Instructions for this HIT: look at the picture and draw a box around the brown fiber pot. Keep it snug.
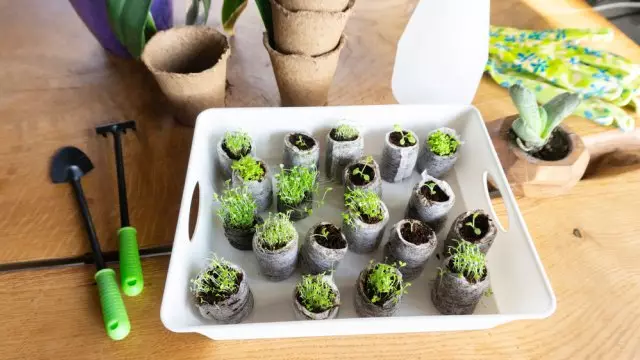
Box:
[142,26,230,127]
[264,33,345,107]
[278,0,349,11]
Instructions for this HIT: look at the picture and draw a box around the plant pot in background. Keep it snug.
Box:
[264,33,346,107]
[416,127,461,178]
[216,138,256,179]
[444,209,497,255]
[381,130,419,183]
[343,157,382,198]
[279,0,350,11]
[354,265,404,317]
[342,201,389,254]
[276,192,313,221]
[405,174,455,232]
[326,130,364,183]
[195,265,254,324]
[283,132,320,170]
[383,219,437,280]
[69,0,173,58]
[431,256,489,315]
[253,232,299,281]
[223,215,263,251]
[142,26,230,127]
[300,222,348,274]
[271,0,354,56]
[292,275,341,320]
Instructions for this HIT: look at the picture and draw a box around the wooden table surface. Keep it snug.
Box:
[1,0,639,358]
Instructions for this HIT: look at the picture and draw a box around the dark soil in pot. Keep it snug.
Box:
[510,127,572,161]
[431,257,489,315]
[381,130,419,183]
[283,132,320,170]
[343,158,382,198]
[253,232,299,281]
[354,265,404,317]
[384,219,437,280]
[444,209,497,255]
[276,192,313,221]
[223,215,263,251]
[405,175,455,233]
[325,131,364,183]
[195,266,254,324]
[300,222,348,274]
[231,160,273,213]
[416,127,460,178]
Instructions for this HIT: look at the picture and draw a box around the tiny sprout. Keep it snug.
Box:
[392,124,416,146]
[295,135,306,148]
[351,156,373,182]
[465,212,482,236]
[484,287,494,297]
[424,181,437,195]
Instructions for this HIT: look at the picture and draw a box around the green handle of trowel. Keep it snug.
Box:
[95,268,131,340]
[118,226,144,296]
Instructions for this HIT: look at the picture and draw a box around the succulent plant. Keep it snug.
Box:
[508,84,580,152]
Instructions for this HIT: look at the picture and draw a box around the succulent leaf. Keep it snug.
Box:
[509,84,544,136]
[541,92,581,139]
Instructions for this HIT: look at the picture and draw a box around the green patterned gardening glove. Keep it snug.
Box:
[486,26,639,131]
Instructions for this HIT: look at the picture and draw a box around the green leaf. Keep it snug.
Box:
[222,0,248,35]
[254,0,273,39]
[106,0,126,45]
[106,0,153,57]
[186,0,212,25]
[541,92,581,139]
[508,84,543,136]
[185,0,199,25]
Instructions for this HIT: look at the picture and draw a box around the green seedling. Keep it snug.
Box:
[428,130,460,156]
[296,273,338,313]
[449,241,486,283]
[231,156,265,182]
[508,84,580,152]
[276,165,332,215]
[343,189,384,225]
[255,212,297,251]
[213,181,257,230]
[351,156,374,182]
[392,124,416,146]
[423,181,438,195]
[365,261,410,305]
[223,130,252,158]
[465,212,482,236]
[295,135,306,149]
[334,124,359,140]
[191,255,240,304]
[311,226,330,241]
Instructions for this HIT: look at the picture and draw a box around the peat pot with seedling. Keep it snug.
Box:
[231,156,273,212]
[487,84,588,197]
[191,256,254,324]
[354,261,410,317]
[300,222,348,274]
[381,124,419,183]
[293,273,341,320]
[283,132,320,170]
[343,156,382,198]
[326,124,364,182]
[383,219,437,280]
[405,173,456,232]
[416,127,461,178]
[432,241,490,315]
[342,189,390,254]
[252,212,299,281]
[217,130,255,178]
[213,182,263,250]
[275,165,331,221]
[444,209,497,255]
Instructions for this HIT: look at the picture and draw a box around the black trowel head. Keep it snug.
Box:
[50,146,94,183]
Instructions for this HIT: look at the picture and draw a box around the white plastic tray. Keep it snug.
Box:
[160,104,556,340]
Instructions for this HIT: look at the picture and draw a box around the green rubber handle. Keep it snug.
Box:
[95,268,131,341]
[118,226,144,296]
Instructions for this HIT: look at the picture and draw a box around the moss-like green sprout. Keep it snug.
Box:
[255,212,297,251]
[428,130,460,156]
[449,241,487,283]
[343,189,384,225]
[392,124,416,146]
[465,212,482,236]
[334,124,359,141]
[213,181,257,229]
[223,130,252,158]
[296,274,338,313]
[365,261,410,305]
[275,165,331,215]
[231,156,265,182]
[191,255,240,304]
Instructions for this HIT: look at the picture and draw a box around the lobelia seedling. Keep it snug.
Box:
[392,124,416,146]
[334,124,359,141]
[191,255,240,303]
[343,189,384,225]
[296,273,338,313]
[213,181,257,229]
[231,156,265,182]
[448,241,486,283]
[465,212,482,236]
[428,130,460,157]
[351,156,374,182]
[276,165,332,215]
[365,261,411,305]
[255,212,297,251]
[508,84,581,152]
[223,130,252,158]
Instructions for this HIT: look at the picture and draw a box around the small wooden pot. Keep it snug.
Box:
[381,130,419,183]
[231,159,273,213]
[383,219,437,280]
[325,130,364,183]
[487,114,589,197]
[343,157,382,198]
[354,264,404,317]
[253,231,299,281]
[300,222,348,274]
[283,132,320,170]
[195,265,254,323]
[276,192,313,221]
[431,256,489,315]
[223,215,263,251]
[292,275,340,320]
[405,174,455,233]
[342,201,389,254]
[444,209,497,255]
[216,138,255,179]
[416,127,460,178]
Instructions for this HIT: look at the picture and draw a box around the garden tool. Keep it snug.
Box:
[96,120,144,296]
[50,146,130,341]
